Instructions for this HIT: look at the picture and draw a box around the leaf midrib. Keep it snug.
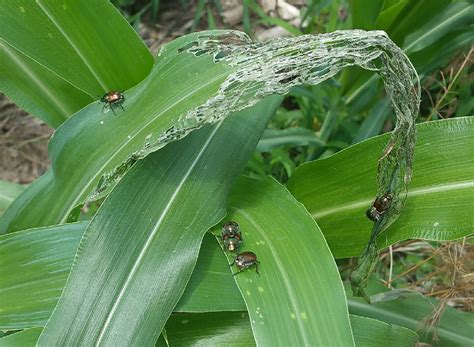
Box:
[312,180,474,219]
[36,0,109,92]
[0,39,73,118]
[59,68,231,224]
[232,207,312,346]
[95,121,224,344]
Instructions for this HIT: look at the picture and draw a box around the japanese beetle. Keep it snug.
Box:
[224,238,242,252]
[100,90,125,115]
[231,251,260,275]
[221,221,242,252]
[366,193,392,222]
[222,221,240,238]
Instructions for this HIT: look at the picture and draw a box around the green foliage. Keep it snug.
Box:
[157,312,418,347]
[0,0,473,345]
[213,176,354,346]
[347,282,474,346]
[0,223,83,329]
[257,0,473,179]
[37,98,282,345]
[0,328,42,347]
[0,0,153,127]
[3,216,471,345]
[288,117,474,258]
[0,181,23,216]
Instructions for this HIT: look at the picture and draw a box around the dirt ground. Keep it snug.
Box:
[0,94,52,184]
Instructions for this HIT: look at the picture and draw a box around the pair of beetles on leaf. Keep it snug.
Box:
[219,193,391,277]
[221,221,260,276]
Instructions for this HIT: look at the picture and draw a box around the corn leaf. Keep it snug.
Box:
[1,29,419,237]
[2,218,471,345]
[287,117,474,258]
[0,0,152,126]
[158,312,417,347]
[0,328,42,347]
[212,176,354,346]
[0,181,24,216]
[0,222,84,329]
[347,282,474,346]
[37,97,282,345]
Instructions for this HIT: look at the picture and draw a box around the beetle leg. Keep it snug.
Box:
[119,104,125,112]
[110,104,117,116]
[229,259,235,267]
[255,263,260,276]
[232,269,243,276]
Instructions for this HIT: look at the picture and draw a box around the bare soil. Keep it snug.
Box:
[0,94,52,184]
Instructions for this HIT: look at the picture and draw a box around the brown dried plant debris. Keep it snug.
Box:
[377,238,473,343]
[0,94,52,184]
[381,238,474,311]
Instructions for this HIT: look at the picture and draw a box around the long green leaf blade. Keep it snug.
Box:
[287,117,474,258]
[0,314,416,347]
[343,1,470,103]
[160,312,256,346]
[2,222,470,346]
[159,312,417,347]
[256,127,324,152]
[350,315,417,346]
[0,227,244,329]
[0,181,24,216]
[0,0,152,96]
[37,97,282,346]
[1,29,419,236]
[347,282,474,346]
[0,30,233,233]
[214,176,354,346]
[0,222,84,329]
[174,235,243,313]
[0,40,93,127]
[404,2,474,53]
[0,328,42,347]
[349,0,384,30]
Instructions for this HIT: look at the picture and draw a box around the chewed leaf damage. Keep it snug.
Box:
[90,30,421,233]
